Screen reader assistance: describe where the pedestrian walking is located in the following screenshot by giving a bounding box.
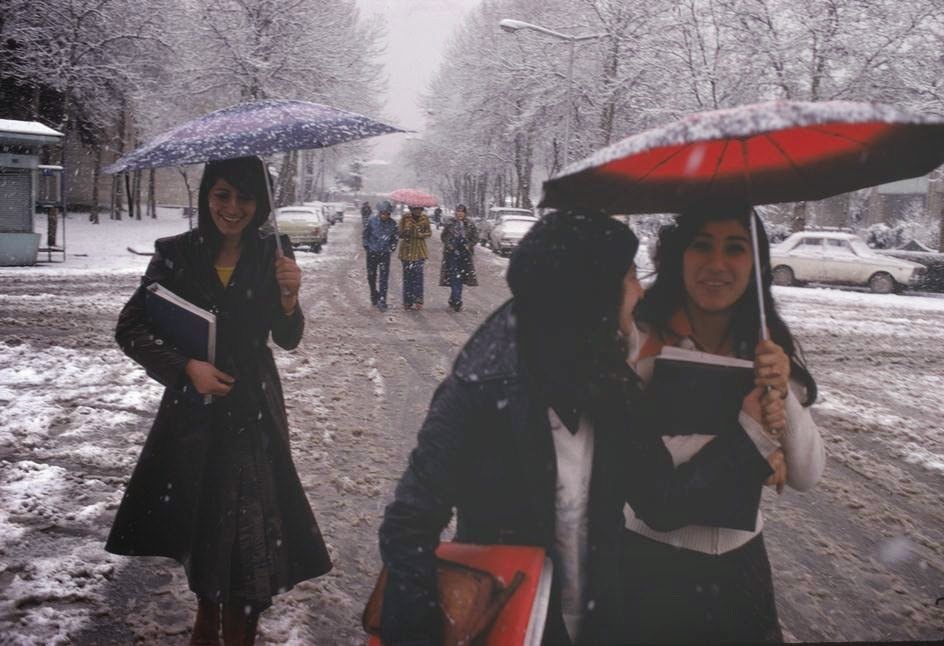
[620,204,824,644]
[378,211,780,645]
[398,206,431,310]
[362,200,399,310]
[107,157,332,646]
[438,203,478,311]
[360,201,373,227]
[432,206,443,229]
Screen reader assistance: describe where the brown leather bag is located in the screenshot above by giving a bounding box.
[362,558,524,646]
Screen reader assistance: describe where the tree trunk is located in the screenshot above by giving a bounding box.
[125,174,135,220]
[112,175,123,221]
[90,148,101,224]
[148,168,156,218]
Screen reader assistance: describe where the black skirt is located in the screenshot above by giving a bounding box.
[620,529,783,644]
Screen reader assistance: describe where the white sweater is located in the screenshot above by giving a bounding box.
[624,329,826,555]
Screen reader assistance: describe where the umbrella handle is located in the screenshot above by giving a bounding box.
[749,209,768,342]
[260,156,290,296]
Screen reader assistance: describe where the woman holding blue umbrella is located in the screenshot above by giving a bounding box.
[107,157,332,645]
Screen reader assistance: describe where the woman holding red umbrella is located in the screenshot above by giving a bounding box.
[398,205,432,309]
[620,204,825,643]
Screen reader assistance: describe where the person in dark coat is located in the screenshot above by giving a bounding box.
[107,157,332,646]
[363,200,399,310]
[438,203,478,311]
[361,201,373,227]
[378,211,779,645]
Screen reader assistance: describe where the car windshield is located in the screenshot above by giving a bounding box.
[279,209,321,222]
[500,219,537,233]
[847,238,876,256]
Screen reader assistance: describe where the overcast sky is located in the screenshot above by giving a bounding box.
[355,0,482,168]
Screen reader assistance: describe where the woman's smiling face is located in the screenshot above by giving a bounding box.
[682,218,753,314]
[207,177,257,240]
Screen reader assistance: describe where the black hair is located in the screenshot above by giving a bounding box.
[197,156,271,254]
[508,210,643,417]
[636,204,817,406]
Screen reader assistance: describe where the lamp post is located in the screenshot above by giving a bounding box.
[498,18,606,167]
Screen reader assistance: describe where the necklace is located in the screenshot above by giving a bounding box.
[684,302,734,356]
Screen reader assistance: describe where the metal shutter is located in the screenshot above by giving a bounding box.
[0,169,31,233]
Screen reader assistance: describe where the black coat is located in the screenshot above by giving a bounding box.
[438,218,478,287]
[106,230,331,600]
[378,301,773,645]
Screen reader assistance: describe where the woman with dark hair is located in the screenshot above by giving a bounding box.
[621,204,825,643]
[378,211,781,645]
[107,157,332,645]
[438,203,478,311]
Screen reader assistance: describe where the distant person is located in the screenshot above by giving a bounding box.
[398,205,432,310]
[438,203,478,312]
[361,201,373,227]
[620,204,824,643]
[363,201,399,311]
[107,157,332,646]
[378,211,781,645]
[432,206,443,229]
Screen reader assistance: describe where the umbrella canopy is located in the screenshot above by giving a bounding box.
[388,188,438,208]
[540,100,944,214]
[104,99,407,174]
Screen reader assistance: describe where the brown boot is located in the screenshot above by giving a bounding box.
[222,604,260,646]
[190,599,220,645]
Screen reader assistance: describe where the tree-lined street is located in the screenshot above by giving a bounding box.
[1,214,942,643]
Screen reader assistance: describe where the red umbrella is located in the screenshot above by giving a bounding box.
[389,188,438,208]
[539,100,944,214]
[539,100,944,343]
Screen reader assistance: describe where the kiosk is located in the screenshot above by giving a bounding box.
[0,119,65,265]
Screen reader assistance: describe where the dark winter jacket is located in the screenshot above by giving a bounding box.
[438,218,478,287]
[378,301,774,645]
[362,214,399,254]
[106,229,331,589]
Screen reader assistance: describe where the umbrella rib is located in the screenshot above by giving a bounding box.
[762,133,817,190]
[807,125,870,149]
[700,139,730,204]
[608,145,691,211]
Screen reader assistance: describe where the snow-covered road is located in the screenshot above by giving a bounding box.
[1,212,942,643]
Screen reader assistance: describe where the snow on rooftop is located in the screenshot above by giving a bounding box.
[0,119,63,138]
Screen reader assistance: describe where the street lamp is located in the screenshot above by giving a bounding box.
[498,18,607,166]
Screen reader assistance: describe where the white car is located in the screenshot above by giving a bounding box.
[478,207,534,244]
[488,214,539,255]
[277,206,329,252]
[770,231,925,293]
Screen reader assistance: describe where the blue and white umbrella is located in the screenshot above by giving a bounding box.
[104,99,406,174]
[104,99,407,255]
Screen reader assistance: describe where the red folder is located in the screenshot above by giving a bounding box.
[368,543,553,646]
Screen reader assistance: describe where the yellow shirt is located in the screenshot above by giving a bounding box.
[215,265,235,286]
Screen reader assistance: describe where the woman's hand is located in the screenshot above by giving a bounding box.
[765,448,787,494]
[275,251,301,314]
[754,339,790,398]
[742,386,786,436]
[185,359,235,396]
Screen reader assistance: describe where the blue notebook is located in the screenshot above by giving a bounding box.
[144,283,216,404]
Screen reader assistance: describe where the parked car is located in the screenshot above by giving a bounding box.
[323,202,346,224]
[875,248,944,292]
[277,206,329,252]
[477,207,534,244]
[487,214,539,255]
[770,231,926,293]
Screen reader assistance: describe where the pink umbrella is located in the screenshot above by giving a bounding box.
[389,188,438,208]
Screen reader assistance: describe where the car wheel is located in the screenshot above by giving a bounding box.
[772,265,795,286]
[868,272,896,294]
[311,243,321,253]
